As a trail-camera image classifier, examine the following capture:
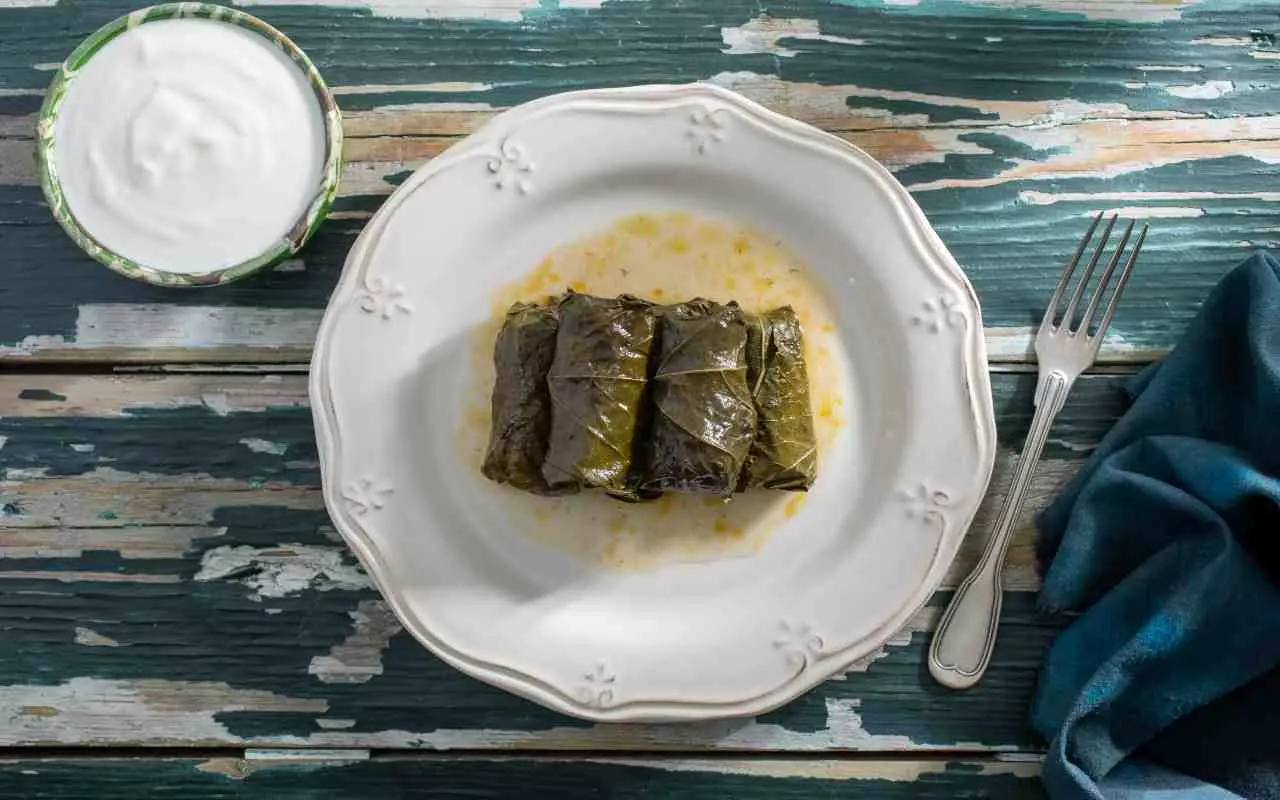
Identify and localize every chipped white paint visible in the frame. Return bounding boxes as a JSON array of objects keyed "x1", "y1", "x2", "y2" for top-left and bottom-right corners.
[
  {"x1": 245, "y1": 748, "x2": 370, "y2": 762},
  {"x1": 965, "y1": 0, "x2": 1198, "y2": 22},
  {"x1": 1165, "y1": 80, "x2": 1234, "y2": 99},
  {"x1": 0, "y1": 570, "x2": 179, "y2": 583},
  {"x1": 195, "y1": 544, "x2": 372, "y2": 600},
  {"x1": 0, "y1": 677, "x2": 325, "y2": 746},
  {"x1": 721, "y1": 17, "x2": 865, "y2": 58},
  {"x1": 1136, "y1": 64, "x2": 1201, "y2": 72},
  {"x1": 837, "y1": 606, "x2": 936, "y2": 675},
  {"x1": 309, "y1": 599, "x2": 403, "y2": 684},
  {"x1": 1021, "y1": 189, "x2": 1280, "y2": 205},
  {"x1": 348, "y1": 100, "x2": 495, "y2": 120},
  {"x1": 69, "y1": 443, "x2": 95, "y2": 454},
  {"x1": 0, "y1": 527, "x2": 222, "y2": 560},
  {"x1": 907, "y1": 114, "x2": 1280, "y2": 192},
  {"x1": 5, "y1": 468, "x2": 49, "y2": 480},
  {"x1": 599, "y1": 756, "x2": 1041, "y2": 781},
  {"x1": 273, "y1": 258, "x2": 307, "y2": 273},
  {"x1": 1192, "y1": 35, "x2": 1252, "y2": 47},
  {"x1": 74, "y1": 627, "x2": 123, "y2": 647},
  {"x1": 708, "y1": 70, "x2": 1196, "y2": 130},
  {"x1": 316, "y1": 719, "x2": 358, "y2": 730},
  {"x1": 202, "y1": 394, "x2": 231, "y2": 416},
  {"x1": 0, "y1": 476, "x2": 321, "y2": 530},
  {"x1": 0, "y1": 305, "x2": 323, "y2": 358},
  {"x1": 233, "y1": 0, "x2": 588, "y2": 22},
  {"x1": 1250, "y1": 51, "x2": 1280, "y2": 61},
  {"x1": 0, "y1": 1, "x2": 59, "y2": 7},
  {"x1": 333, "y1": 82, "x2": 493, "y2": 95},
  {"x1": 240, "y1": 438, "x2": 289, "y2": 456},
  {"x1": 716, "y1": 699, "x2": 919, "y2": 750},
  {"x1": 1048, "y1": 437, "x2": 1096, "y2": 454},
  {"x1": 0, "y1": 436, "x2": 7, "y2": 452},
  {"x1": 1091, "y1": 205, "x2": 1204, "y2": 219},
  {"x1": 984, "y1": 36, "x2": 1003, "y2": 43},
  {"x1": 984, "y1": 325, "x2": 1153, "y2": 363}
]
